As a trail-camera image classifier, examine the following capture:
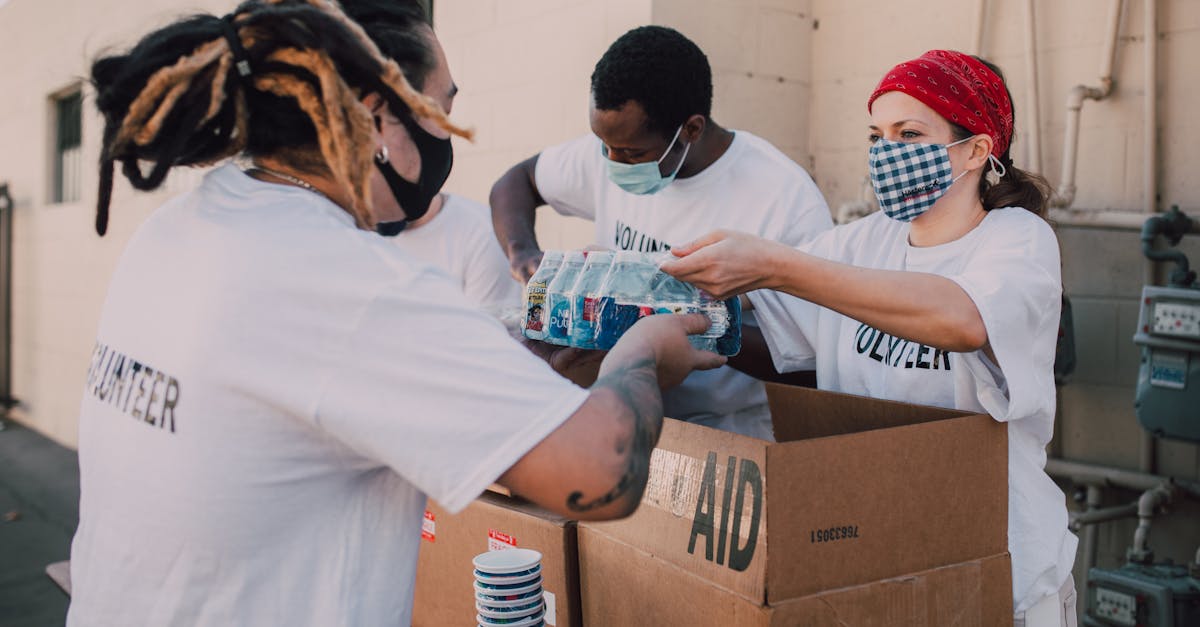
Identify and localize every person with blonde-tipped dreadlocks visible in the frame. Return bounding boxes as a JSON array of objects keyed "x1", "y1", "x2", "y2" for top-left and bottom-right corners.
[{"x1": 70, "y1": 2, "x2": 724, "y2": 625}]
